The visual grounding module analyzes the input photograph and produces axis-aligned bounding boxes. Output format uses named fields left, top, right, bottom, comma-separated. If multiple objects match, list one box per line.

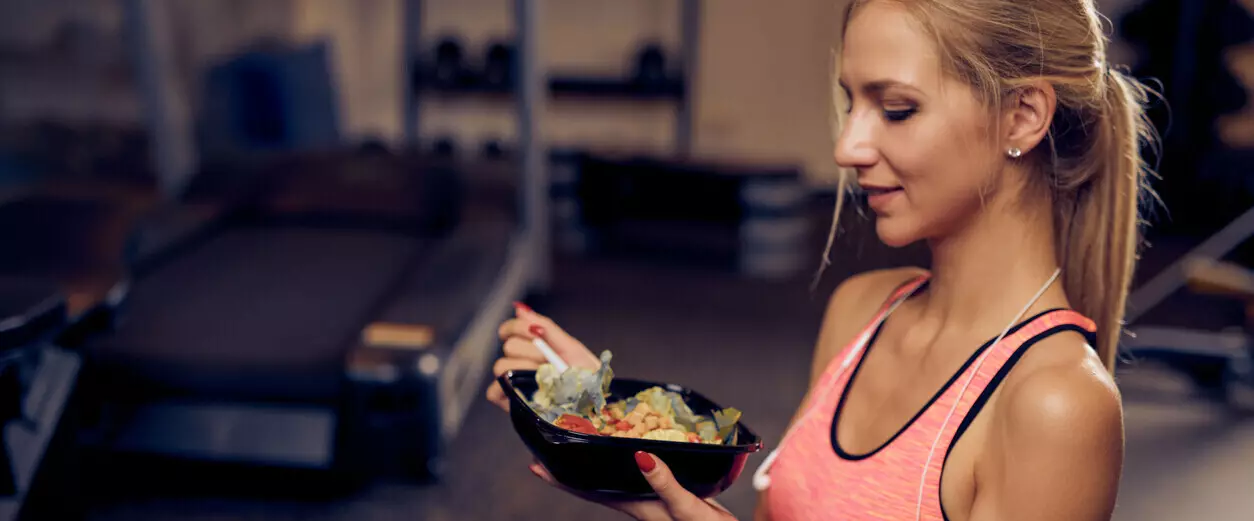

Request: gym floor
left=82, top=214, right=1254, bottom=521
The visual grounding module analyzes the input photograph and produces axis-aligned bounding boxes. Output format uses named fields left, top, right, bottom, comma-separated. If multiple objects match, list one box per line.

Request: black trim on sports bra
left=937, top=321, right=1097, bottom=521
left=830, top=307, right=1070, bottom=461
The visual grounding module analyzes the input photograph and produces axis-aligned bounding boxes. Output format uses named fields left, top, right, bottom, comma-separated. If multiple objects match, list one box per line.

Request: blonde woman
left=488, top=0, right=1155, bottom=519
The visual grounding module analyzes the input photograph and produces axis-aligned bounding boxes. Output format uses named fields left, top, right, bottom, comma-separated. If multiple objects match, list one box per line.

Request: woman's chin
left=875, top=219, right=919, bottom=248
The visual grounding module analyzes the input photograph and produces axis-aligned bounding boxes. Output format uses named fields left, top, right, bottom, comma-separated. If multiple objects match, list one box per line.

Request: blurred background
left=0, top=0, right=1251, bottom=519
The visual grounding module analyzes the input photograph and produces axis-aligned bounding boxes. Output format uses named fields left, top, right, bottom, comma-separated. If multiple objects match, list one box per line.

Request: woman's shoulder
left=991, top=331, right=1123, bottom=474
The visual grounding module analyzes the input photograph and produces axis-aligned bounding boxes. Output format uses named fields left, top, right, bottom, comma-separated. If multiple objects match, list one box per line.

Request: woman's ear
left=1003, top=80, right=1057, bottom=155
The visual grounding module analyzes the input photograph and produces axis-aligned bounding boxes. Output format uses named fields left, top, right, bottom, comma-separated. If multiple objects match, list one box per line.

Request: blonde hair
left=821, top=0, right=1159, bottom=371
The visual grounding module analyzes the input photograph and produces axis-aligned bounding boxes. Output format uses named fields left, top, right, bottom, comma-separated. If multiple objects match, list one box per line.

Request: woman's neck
left=918, top=194, right=1066, bottom=337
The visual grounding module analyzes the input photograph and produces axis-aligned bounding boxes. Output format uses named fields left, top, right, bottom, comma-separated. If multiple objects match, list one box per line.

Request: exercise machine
left=77, top=0, right=550, bottom=485
left=1124, top=206, right=1254, bottom=407
left=0, top=277, right=80, bottom=521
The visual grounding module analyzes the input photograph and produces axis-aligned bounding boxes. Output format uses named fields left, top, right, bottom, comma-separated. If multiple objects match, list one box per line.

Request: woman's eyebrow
left=862, top=79, right=924, bottom=96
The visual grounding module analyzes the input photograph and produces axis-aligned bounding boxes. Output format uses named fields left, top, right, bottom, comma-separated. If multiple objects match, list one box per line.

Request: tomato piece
left=615, top=420, right=632, bottom=431
left=555, top=414, right=598, bottom=435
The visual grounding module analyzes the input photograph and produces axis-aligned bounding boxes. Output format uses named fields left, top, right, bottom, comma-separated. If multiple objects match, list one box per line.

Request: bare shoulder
left=810, top=267, right=928, bottom=382
left=978, top=332, right=1124, bottom=519
left=995, top=331, right=1123, bottom=464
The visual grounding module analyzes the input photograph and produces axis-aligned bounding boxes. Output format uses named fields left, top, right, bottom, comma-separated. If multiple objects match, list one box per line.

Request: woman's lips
left=864, top=187, right=903, bottom=211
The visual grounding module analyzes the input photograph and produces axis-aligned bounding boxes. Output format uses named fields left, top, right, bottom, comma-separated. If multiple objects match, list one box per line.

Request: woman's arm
left=753, top=268, right=927, bottom=521
left=970, top=334, right=1124, bottom=521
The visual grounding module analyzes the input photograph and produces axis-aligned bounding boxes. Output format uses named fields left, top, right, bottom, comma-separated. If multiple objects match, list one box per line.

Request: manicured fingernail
left=634, top=451, right=656, bottom=473
left=514, top=301, right=532, bottom=314
left=529, top=324, right=546, bottom=338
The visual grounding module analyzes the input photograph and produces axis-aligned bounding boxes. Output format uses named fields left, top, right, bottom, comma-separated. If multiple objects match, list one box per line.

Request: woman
left=487, top=0, right=1155, bottom=519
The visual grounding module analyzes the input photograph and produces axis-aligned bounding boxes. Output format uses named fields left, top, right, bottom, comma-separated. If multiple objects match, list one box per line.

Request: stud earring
left=1007, top=147, right=1023, bottom=158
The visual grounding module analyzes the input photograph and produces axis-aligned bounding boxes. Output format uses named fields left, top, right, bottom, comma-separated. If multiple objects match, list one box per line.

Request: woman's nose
left=834, top=114, right=879, bottom=169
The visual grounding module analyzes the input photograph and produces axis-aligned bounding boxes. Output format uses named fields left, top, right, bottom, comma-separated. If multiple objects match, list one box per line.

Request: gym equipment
left=78, top=149, right=516, bottom=482
left=481, top=138, right=508, bottom=161
left=116, top=0, right=547, bottom=487
left=432, top=37, right=466, bottom=89
left=1118, top=0, right=1254, bottom=229
left=483, top=41, right=516, bottom=90
left=402, top=0, right=701, bottom=156
left=0, top=190, right=145, bottom=345
left=432, top=135, right=459, bottom=158
left=1125, top=206, right=1254, bottom=407
left=199, top=42, right=343, bottom=155
left=0, top=277, right=79, bottom=521
left=633, top=43, right=668, bottom=86
left=572, top=153, right=809, bottom=279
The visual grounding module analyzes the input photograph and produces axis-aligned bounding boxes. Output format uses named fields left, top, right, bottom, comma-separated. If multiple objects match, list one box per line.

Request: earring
left=1007, top=147, right=1023, bottom=158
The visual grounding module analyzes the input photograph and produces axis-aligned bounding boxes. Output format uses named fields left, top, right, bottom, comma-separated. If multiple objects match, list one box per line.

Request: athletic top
left=765, top=273, right=1097, bottom=521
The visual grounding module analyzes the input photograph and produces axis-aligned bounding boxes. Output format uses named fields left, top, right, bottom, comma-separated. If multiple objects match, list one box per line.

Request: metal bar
left=440, top=231, right=533, bottom=440
left=1123, top=327, right=1247, bottom=359
left=123, top=0, right=197, bottom=199
left=677, top=0, right=699, bottom=156
left=515, top=0, right=549, bottom=293
left=1127, top=205, right=1254, bottom=322
left=403, top=0, right=423, bottom=145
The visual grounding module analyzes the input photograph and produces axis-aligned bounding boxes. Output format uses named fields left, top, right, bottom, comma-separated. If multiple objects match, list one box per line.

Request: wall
left=0, top=0, right=1250, bottom=185
left=413, top=0, right=842, bottom=184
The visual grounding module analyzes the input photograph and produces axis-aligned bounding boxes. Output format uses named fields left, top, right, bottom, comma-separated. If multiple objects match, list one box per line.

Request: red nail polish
left=529, top=324, right=546, bottom=337
left=514, top=301, right=532, bottom=313
left=634, top=451, right=656, bottom=473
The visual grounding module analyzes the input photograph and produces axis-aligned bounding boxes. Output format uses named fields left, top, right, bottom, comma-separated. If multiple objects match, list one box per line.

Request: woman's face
left=836, top=2, right=1005, bottom=247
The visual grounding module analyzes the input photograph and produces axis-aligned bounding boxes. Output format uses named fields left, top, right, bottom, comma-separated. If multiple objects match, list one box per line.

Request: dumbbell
left=633, top=43, right=668, bottom=86
left=432, top=135, right=459, bottom=158
left=483, top=41, right=516, bottom=90
left=432, top=37, right=465, bottom=88
left=482, top=138, right=508, bottom=160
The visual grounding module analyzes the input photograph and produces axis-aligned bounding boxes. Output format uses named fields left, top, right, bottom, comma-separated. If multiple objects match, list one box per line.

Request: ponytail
left=1058, top=66, right=1157, bottom=372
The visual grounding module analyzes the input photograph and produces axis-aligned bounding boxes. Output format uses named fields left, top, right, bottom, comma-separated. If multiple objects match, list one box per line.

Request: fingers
left=635, top=452, right=707, bottom=521
left=497, top=318, right=535, bottom=342
left=502, top=337, right=546, bottom=363
left=485, top=382, right=510, bottom=411
left=500, top=304, right=599, bottom=370
left=527, top=460, right=673, bottom=521
left=493, top=357, right=540, bottom=379
left=528, top=461, right=556, bottom=485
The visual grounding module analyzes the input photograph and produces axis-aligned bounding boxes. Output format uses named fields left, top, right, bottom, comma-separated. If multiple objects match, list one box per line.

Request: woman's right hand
left=485, top=302, right=601, bottom=411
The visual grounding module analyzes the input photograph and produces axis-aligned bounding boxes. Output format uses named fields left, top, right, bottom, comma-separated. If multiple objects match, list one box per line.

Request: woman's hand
left=485, top=302, right=602, bottom=411
left=529, top=451, right=739, bottom=521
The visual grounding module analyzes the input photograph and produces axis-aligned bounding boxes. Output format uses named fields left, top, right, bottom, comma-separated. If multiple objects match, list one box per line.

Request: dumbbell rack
left=401, top=0, right=701, bottom=157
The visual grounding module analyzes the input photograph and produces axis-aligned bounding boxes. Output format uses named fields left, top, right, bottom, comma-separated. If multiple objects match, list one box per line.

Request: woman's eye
left=884, top=107, right=917, bottom=122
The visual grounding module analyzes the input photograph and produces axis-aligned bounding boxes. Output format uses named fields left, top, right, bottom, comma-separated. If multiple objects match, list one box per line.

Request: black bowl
left=498, top=369, right=763, bottom=500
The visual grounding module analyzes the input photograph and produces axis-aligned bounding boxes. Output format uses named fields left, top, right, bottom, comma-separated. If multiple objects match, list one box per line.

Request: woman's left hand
left=529, top=451, right=739, bottom=521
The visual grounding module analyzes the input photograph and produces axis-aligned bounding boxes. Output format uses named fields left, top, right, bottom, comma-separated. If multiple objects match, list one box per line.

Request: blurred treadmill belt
left=97, top=228, right=424, bottom=401
left=376, top=220, right=514, bottom=343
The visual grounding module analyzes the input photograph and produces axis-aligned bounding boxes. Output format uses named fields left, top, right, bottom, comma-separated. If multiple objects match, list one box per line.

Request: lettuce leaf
left=713, top=407, right=742, bottom=444
left=696, top=420, right=718, bottom=443
left=669, top=393, right=702, bottom=432
left=531, top=350, right=616, bottom=421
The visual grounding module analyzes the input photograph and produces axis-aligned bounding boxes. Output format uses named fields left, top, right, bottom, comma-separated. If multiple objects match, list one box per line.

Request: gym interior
left=0, top=0, right=1251, bottom=519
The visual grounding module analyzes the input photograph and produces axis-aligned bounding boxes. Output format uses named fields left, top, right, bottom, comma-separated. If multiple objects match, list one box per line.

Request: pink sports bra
left=764, top=274, right=1097, bottom=520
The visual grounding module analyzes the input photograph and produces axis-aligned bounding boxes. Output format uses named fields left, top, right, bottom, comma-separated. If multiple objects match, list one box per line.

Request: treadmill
left=80, top=148, right=516, bottom=480
left=0, top=277, right=80, bottom=521
left=93, top=0, right=549, bottom=486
